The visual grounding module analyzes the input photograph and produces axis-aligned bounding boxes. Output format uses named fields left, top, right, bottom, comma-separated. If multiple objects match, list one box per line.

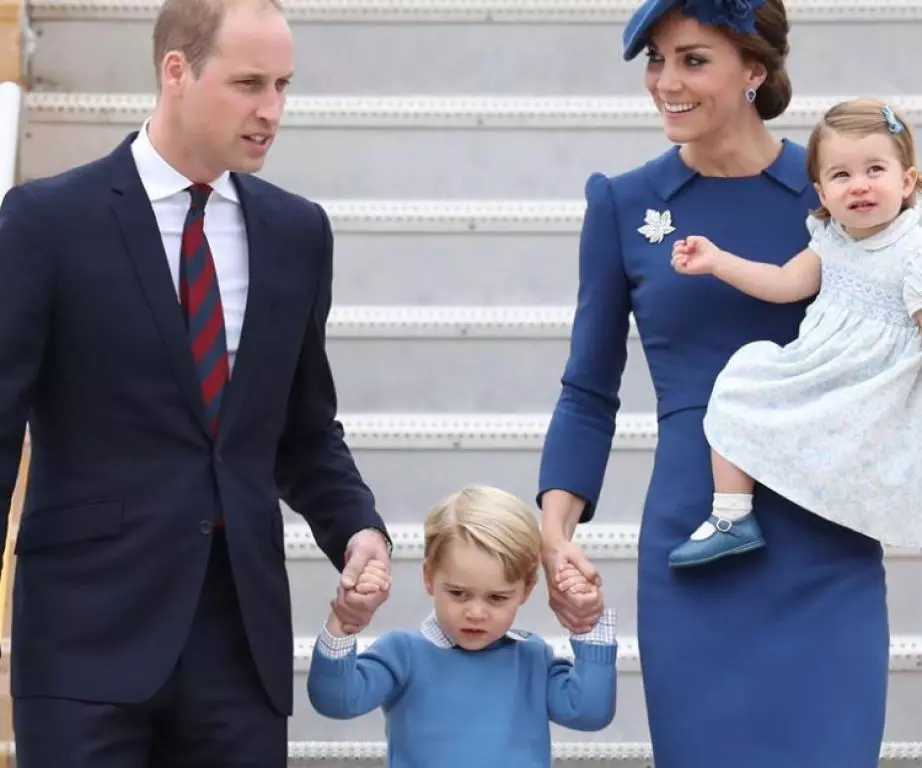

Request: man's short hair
left=152, top=0, right=283, bottom=86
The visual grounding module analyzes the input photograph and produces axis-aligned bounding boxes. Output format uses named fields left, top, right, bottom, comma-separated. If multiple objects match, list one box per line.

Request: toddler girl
left=669, top=98, right=922, bottom=567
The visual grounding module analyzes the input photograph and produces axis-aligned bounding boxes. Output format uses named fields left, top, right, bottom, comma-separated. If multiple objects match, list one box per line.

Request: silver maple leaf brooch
left=637, top=209, right=675, bottom=244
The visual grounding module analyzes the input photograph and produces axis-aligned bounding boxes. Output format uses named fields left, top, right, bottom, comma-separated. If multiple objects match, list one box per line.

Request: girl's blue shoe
left=668, top=513, right=766, bottom=568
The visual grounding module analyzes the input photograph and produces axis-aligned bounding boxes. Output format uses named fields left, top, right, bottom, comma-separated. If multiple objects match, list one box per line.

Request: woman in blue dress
left=536, top=0, right=889, bottom=765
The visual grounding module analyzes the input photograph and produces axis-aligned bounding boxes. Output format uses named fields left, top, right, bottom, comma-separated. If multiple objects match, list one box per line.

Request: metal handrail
left=0, top=80, right=22, bottom=207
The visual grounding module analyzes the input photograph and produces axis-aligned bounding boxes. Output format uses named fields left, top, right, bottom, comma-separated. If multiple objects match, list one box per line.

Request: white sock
left=713, top=493, right=753, bottom=521
left=689, top=493, right=753, bottom=541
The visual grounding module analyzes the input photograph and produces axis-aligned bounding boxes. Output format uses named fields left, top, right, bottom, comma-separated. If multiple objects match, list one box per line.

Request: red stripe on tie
left=182, top=222, right=204, bottom=265
left=192, top=305, right=223, bottom=363
left=187, top=251, right=216, bottom=321
left=179, top=183, right=229, bottom=440
left=201, top=352, right=229, bottom=407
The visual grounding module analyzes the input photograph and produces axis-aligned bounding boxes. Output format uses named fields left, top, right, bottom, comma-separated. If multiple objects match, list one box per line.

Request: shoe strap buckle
left=715, top=517, right=733, bottom=533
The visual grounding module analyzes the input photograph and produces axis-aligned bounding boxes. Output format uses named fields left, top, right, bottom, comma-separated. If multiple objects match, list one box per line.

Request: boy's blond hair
left=806, top=98, right=921, bottom=220
left=424, top=485, right=541, bottom=585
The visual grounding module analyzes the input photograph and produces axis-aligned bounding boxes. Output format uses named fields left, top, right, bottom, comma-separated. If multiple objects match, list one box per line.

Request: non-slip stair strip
left=287, top=634, right=922, bottom=673
left=319, top=200, right=589, bottom=231
left=336, top=412, right=657, bottom=448
left=326, top=305, right=621, bottom=337
left=285, top=741, right=922, bottom=761
left=1, top=631, right=919, bottom=673
left=25, top=93, right=922, bottom=128
left=0, top=740, right=919, bottom=761
left=282, top=520, right=922, bottom=560
left=26, top=0, right=922, bottom=23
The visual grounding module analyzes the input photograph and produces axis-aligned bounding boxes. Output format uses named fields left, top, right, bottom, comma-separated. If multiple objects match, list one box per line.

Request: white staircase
left=16, top=0, right=922, bottom=763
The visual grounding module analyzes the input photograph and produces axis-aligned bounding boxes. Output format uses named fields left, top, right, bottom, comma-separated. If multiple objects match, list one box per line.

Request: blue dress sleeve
left=538, top=173, right=633, bottom=521
left=306, top=631, right=412, bottom=719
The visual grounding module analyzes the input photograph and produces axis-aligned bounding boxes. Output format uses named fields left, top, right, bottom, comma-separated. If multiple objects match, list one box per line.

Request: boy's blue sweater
left=307, top=612, right=617, bottom=768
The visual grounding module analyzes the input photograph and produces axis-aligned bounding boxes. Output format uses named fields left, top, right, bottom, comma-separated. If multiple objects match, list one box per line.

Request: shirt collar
left=829, top=205, right=920, bottom=252
left=131, top=120, right=239, bottom=204
left=419, top=614, right=528, bottom=649
left=648, top=138, right=809, bottom=201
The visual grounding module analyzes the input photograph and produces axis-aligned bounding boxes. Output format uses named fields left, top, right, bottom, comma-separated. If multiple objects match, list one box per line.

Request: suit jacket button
left=199, top=520, right=214, bottom=535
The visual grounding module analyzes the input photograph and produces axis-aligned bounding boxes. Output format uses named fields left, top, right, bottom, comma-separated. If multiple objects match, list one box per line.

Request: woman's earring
left=745, top=88, right=757, bottom=103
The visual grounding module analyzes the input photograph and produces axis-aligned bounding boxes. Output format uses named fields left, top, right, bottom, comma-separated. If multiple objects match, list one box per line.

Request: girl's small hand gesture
left=671, top=235, right=723, bottom=275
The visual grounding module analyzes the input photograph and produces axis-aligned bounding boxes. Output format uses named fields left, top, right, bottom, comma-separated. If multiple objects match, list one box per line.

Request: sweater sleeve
left=307, top=628, right=413, bottom=719
left=545, top=609, right=618, bottom=731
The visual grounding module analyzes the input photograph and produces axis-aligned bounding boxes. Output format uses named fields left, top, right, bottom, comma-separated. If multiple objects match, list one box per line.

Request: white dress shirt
left=130, top=123, right=249, bottom=372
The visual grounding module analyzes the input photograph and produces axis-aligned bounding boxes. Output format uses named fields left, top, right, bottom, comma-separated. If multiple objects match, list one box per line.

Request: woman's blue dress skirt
left=638, top=408, right=889, bottom=767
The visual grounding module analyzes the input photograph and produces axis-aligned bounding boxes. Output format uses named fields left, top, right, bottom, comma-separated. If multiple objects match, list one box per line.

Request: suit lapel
left=107, top=134, right=212, bottom=437
left=214, top=173, right=276, bottom=443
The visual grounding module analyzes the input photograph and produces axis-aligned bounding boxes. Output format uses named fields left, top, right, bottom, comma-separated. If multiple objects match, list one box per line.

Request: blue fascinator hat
left=623, top=0, right=768, bottom=61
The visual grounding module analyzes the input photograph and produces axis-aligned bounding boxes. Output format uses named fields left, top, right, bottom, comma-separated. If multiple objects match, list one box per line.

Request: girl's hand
left=671, top=235, right=723, bottom=275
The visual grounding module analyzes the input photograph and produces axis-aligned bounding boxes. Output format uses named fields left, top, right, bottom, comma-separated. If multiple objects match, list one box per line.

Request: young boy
left=307, top=485, right=618, bottom=767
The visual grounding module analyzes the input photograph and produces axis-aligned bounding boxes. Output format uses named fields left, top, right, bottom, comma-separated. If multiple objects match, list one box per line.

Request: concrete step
left=285, top=633, right=922, bottom=742
left=285, top=412, right=656, bottom=526
left=22, top=93, right=922, bottom=198
left=26, top=0, right=922, bottom=95
left=323, top=200, right=584, bottom=305
left=282, top=521, right=922, bottom=638
left=325, top=307, right=655, bottom=413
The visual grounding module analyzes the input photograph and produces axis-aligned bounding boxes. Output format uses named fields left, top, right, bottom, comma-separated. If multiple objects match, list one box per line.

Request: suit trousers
left=13, top=530, right=287, bottom=767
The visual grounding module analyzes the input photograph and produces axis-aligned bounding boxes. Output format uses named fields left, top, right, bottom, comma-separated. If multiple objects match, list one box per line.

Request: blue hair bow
left=882, top=105, right=904, bottom=135
left=683, top=0, right=768, bottom=35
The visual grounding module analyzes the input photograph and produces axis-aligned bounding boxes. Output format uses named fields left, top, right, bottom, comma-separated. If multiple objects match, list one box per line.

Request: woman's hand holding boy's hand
left=556, top=562, right=601, bottom=603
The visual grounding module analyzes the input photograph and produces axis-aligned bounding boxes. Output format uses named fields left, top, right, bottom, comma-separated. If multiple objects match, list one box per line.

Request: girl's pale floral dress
left=704, top=207, right=922, bottom=549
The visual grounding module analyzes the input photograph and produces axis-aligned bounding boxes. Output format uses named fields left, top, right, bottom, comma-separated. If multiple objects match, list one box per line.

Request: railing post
left=0, top=439, right=26, bottom=765
left=0, top=0, right=24, bottom=86
left=0, top=81, right=22, bottom=207
left=0, top=1, right=27, bottom=762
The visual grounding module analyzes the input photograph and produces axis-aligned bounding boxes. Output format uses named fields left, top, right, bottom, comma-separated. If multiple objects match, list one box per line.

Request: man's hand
left=332, top=528, right=392, bottom=634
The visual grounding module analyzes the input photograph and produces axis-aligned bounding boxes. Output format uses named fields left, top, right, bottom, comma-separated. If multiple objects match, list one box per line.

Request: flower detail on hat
left=683, top=0, right=767, bottom=35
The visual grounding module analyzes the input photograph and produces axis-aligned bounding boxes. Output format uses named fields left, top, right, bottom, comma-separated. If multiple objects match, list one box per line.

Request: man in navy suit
left=0, top=0, right=392, bottom=763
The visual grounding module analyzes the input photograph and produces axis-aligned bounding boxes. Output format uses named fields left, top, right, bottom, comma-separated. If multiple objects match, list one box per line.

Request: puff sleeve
left=805, top=214, right=830, bottom=258
left=902, top=245, right=922, bottom=318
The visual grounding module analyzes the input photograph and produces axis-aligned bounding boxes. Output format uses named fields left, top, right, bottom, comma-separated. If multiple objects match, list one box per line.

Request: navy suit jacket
left=0, top=133, right=386, bottom=715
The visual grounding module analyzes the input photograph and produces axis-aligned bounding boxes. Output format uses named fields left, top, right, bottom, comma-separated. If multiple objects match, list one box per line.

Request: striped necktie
left=179, top=183, right=230, bottom=437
